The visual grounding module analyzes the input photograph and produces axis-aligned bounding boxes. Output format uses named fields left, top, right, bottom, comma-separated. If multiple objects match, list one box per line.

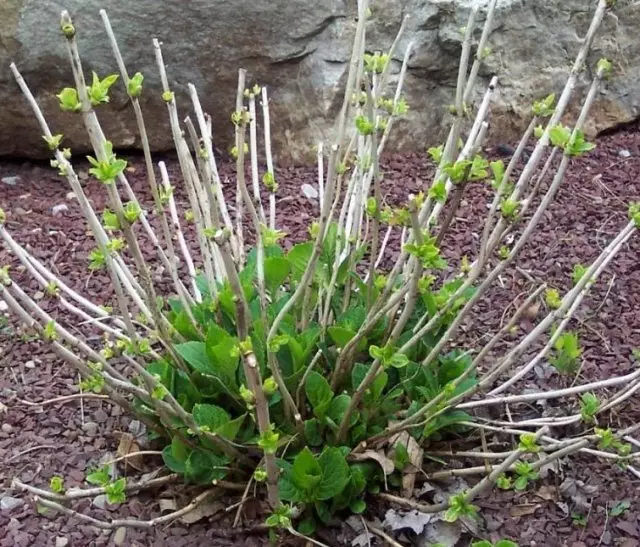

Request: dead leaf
left=350, top=450, right=395, bottom=476
left=388, top=432, right=424, bottom=498
left=509, top=503, right=541, bottom=517
left=383, top=508, right=434, bottom=534
left=420, top=519, right=462, bottom=547
left=180, top=499, right=223, bottom=524
left=159, top=499, right=178, bottom=513
left=559, top=477, right=594, bottom=513
left=114, top=431, right=143, bottom=471
left=535, top=484, right=556, bottom=501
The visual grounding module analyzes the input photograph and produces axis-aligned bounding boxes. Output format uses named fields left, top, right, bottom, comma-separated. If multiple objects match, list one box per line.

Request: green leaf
left=127, top=72, right=144, bottom=97
left=162, top=445, right=187, bottom=473
left=264, top=256, right=290, bottom=296
left=175, top=341, right=210, bottom=374
left=279, top=466, right=303, bottom=502
left=305, top=371, right=333, bottom=420
left=370, top=370, right=388, bottom=401
left=218, top=414, right=246, bottom=441
left=298, top=517, right=316, bottom=536
left=291, top=447, right=323, bottom=491
left=185, top=450, right=228, bottom=484
left=328, top=326, right=356, bottom=349
left=349, top=499, right=367, bottom=514
left=304, top=419, right=324, bottom=447
left=610, top=500, right=631, bottom=517
left=314, top=500, right=332, bottom=524
left=287, top=242, right=314, bottom=279
left=56, top=87, right=81, bottom=112
left=495, top=541, right=519, bottom=547
left=471, top=542, right=493, bottom=547
left=193, top=403, right=230, bottom=431
left=105, top=478, right=126, bottom=504
left=393, top=443, right=410, bottom=471
left=327, top=394, right=353, bottom=426
left=207, top=336, right=240, bottom=391
left=87, top=72, right=119, bottom=106
left=316, top=447, right=350, bottom=500
left=423, top=410, right=472, bottom=439
left=85, top=466, right=110, bottom=486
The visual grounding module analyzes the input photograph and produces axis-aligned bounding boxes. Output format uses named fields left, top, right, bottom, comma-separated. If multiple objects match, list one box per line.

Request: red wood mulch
left=0, top=121, right=639, bottom=546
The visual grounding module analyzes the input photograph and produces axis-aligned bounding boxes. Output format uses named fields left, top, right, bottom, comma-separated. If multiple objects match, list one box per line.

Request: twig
left=7, top=445, right=58, bottom=463
left=16, top=393, right=109, bottom=407
left=366, top=521, right=406, bottom=547
left=377, top=492, right=447, bottom=514
left=13, top=474, right=179, bottom=501
left=102, top=451, right=163, bottom=467
left=32, top=488, right=217, bottom=529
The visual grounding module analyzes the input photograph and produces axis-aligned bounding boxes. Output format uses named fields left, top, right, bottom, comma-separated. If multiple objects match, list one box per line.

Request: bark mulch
left=0, top=121, right=639, bottom=546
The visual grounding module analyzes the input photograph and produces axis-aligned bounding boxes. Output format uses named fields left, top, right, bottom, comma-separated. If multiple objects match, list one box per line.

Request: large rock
left=1, top=0, right=638, bottom=163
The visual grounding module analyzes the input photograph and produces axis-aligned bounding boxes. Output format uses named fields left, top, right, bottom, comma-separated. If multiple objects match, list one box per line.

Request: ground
left=0, top=122, right=639, bottom=546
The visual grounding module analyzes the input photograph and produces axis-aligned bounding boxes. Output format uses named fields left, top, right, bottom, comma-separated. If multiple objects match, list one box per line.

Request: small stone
left=113, top=527, right=127, bottom=546
left=0, top=300, right=7, bottom=312
left=1, top=176, right=20, bottom=186
left=55, top=537, right=69, bottom=547
left=301, top=183, right=319, bottom=199
left=82, top=421, right=98, bottom=436
left=1, top=496, right=24, bottom=511
left=1, top=423, right=13, bottom=434
left=66, top=191, right=77, bottom=200
left=33, top=291, right=45, bottom=301
left=92, top=494, right=107, bottom=510
left=24, top=360, right=35, bottom=369
left=77, top=170, right=89, bottom=181
left=94, top=408, right=108, bottom=423
left=51, top=204, right=69, bottom=216
left=618, top=149, right=631, bottom=158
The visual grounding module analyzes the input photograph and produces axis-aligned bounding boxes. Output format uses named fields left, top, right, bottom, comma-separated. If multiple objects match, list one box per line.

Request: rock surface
left=1, top=0, right=639, bottom=162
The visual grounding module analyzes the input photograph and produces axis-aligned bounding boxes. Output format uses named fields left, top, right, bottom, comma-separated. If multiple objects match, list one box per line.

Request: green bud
left=253, top=468, right=267, bottom=482
left=263, top=377, right=278, bottom=395
left=0, top=265, right=11, bottom=286
left=61, top=22, right=75, bottom=39
left=240, top=385, right=255, bottom=404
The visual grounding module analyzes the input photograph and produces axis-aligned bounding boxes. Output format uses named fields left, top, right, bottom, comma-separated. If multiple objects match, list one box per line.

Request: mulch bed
left=1, top=120, right=639, bottom=546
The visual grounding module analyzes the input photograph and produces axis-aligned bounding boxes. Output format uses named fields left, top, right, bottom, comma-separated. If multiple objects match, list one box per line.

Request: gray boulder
left=0, top=0, right=638, bottom=162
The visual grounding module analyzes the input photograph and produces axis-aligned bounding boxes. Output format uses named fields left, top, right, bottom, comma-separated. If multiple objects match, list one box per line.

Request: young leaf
left=327, top=325, right=357, bottom=349
left=305, top=371, right=333, bottom=420
left=192, top=403, right=230, bottom=431
left=291, top=447, right=323, bottom=491
left=175, top=341, right=211, bottom=374
left=56, top=87, right=81, bottom=112
left=316, top=447, right=350, bottom=500
left=127, top=72, right=144, bottom=97
left=264, top=256, right=290, bottom=296
left=287, top=242, right=314, bottom=279
left=185, top=450, right=228, bottom=484
left=85, top=466, right=110, bottom=486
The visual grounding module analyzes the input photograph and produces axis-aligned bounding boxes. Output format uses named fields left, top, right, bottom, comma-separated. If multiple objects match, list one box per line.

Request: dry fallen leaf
left=509, top=503, right=541, bottom=517
left=535, top=484, right=556, bottom=501
left=389, top=432, right=424, bottom=498
left=179, top=499, right=223, bottom=524
left=350, top=450, right=395, bottom=476
left=114, top=431, right=143, bottom=471
left=383, top=508, right=434, bottom=534
left=159, top=498, right=178, bottom=513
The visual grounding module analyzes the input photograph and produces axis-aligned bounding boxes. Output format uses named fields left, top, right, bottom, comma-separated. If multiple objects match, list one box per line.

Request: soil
left=0, top=121, right=639, bottom=546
